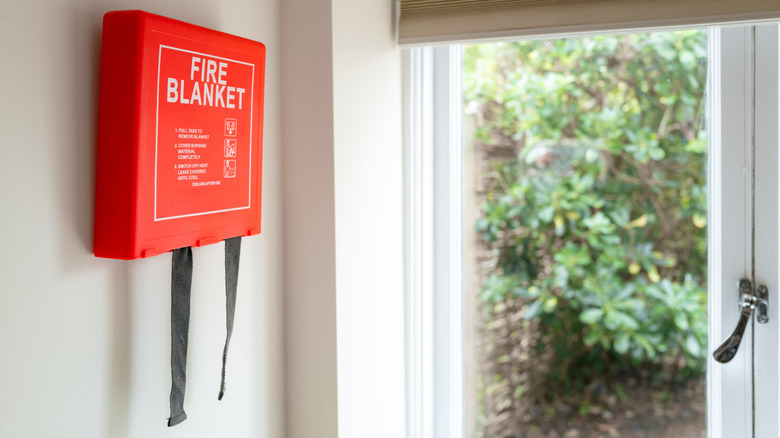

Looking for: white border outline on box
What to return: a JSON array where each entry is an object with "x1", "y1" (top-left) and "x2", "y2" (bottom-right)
[{"x1": 154, "y1": 44, "x2": 255, "y2": 221}]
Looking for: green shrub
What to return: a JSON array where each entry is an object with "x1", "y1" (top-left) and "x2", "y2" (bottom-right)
[{"x1": 469, "y1": 31, "x2": 709, "y2": 396}]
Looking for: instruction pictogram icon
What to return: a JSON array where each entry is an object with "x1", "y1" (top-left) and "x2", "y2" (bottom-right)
[{"x1": 225, "y1": 118, "x2": 237, "y2": 137}]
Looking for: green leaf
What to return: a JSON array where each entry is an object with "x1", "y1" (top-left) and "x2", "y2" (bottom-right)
[
  {"x1": 605, "y1": 310, "x2": 640, "y2": 331},
  {"x1": 649, "y1": 146, "x2": 666, "y2": 161},
  {"x1": 633, "y1": 334, "x2": 657, "y2": 359},
  {"x1": 614, "y1": 333, "x2": 631, "y2": 354},
  {"x1": 686, "y1": 333, "x2": 702, "y2": 358},
  {"x1": 523, "y1": 300, "x2": 543, "y2": 319},
  {"x1": 584, "y1": 329, "x2": 602, "y2": 347},
  {"x1": 674, "y1": 312, "x2": 689, "y2": 331},
  {"x1": 538, "y1": 205, "x2": 555, "y2": 223},
  {"x1": 579, "y1": 308, "x2": 604, "y2": 324}
]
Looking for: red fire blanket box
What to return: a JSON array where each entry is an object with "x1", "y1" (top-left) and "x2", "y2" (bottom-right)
[
  {"x1": 94, "y1": 10, "x2": 265, "y2": 427},
  {"x1": 94, "y1": 10, "x2": 265, "y2": 260}
]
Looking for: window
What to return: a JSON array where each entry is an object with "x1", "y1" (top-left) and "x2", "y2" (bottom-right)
[{"x1": 405, "y1": 24, "x2": 780, "y2": 438}]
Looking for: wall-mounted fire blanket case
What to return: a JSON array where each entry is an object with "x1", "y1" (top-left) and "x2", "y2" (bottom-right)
[{"x1": 94, "y1": 10, "x2": 265, "y2": 426}]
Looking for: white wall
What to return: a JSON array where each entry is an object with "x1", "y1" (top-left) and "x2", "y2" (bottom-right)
[
  {"x1": 1, "y1": 0, "x2": 404, "y2": 437},
  {"x1": 280, "y1": 0, "x2": 338, "y2": 437},
  {"x1": 281, "y1": 0, "x2": 405, "y2": 437},
  {"x1": 0, "y1": 1, "x2": 283, "y2": 437},
  {"x1": 332, "y1": 1, "x2": 406, "y2": 437}
]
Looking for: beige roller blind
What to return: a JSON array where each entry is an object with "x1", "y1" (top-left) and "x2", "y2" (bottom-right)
[{"x1": 398, "y1": 0, "x2": 780, "y2": 44}]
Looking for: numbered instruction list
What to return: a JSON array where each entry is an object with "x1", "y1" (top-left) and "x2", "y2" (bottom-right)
[{"x1": 173, "y1": 127, "x2": 221, "y2": 187}]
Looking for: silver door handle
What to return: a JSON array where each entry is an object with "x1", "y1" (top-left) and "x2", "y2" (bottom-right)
[{"x1": 712, "y1": 279, "x2": 769, "y2": 364}]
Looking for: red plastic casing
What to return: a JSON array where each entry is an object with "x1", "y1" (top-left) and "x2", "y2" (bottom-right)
[{"x1": 94, "y1": 10, "x2": 265, "y2": 259}]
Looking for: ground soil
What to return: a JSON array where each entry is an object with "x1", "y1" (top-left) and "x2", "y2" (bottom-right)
[{"x1": 520, "y1": 377, "x2": 706, "y2": 438}]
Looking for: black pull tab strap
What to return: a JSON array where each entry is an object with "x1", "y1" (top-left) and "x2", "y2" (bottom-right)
[
  {"x1": 168, "y1": 246, "x2": 193, "y2": 427},
  {"x1": 219, "y1": 236, "x2": 242, "y2": 400}
]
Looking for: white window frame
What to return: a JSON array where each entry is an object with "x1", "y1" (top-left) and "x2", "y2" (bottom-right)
[{"x1": 404, "y1": 44, "x2": 464, "y2": 438}]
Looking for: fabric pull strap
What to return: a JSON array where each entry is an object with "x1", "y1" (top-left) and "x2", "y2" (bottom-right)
[
  {"x1": 219, "y1": 236, "x2": 242, "y2": 400},
  {"x1": 168, "y1": 246, "x2": 193, "y2": 427}
]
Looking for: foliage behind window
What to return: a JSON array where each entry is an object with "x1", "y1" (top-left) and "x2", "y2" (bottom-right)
[{"x1": 467, "y1": 31, "x2": 709, "y2": 403}]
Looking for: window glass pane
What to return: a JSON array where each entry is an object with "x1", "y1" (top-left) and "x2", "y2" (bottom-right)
[{"x1": 463, "y1": 30, "x2": 708, "y2": 438}]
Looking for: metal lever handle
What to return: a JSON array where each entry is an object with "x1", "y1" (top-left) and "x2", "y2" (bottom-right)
[{"x1": 713, "y1": 295, "x2": 755, "y2": 363}]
